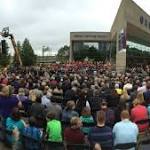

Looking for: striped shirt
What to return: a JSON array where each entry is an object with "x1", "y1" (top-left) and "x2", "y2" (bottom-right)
[{"x1": 88, "y1": 125, "x2": 113, "y2": 150}]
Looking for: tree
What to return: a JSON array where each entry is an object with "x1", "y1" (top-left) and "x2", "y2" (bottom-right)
[
  {"x1": 127, "y1": 47, "x2": 150, "y2": 65},
  {"x1": 57, "y1": 45, "x2": 69, "y2": 62},
  {"x1": 0, "y1": 40, "x2": 10, "y2": 67},
  {"x1": 21, "y1": 38, "x2": 36, "y2": 66},
  {"x1": 73, "y1": 45, "x2": 106, "y2": 61}
]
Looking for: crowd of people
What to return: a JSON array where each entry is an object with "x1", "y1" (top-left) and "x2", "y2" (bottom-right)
[{"x1": 0, "y1": 61, "x2": 150, "y2": 150}]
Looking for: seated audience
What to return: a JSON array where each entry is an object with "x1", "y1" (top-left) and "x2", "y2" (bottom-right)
[
  {"x1": 99, "y1": 100, "x2": 115, "y2": 127},
  {"x1": 80, "y1": 106, "x2": 94, "y2": 134},
  {"x1": 64, "y1": 117, "x2": 85, "y2": 144},
  {"x1": 46, "y1": 112, "x2": 62, "y2": 142},
  {"x1": 131, "y1": 99, "x2": 149, "y2": 132},
  {"x1": 62, "y1": 100, "x2": 79, "y2": 123},
  {"x1": 113, "y1": 110, "x2": 139, "y2": 147},
  {"x1": 88, "y1": 110, "x2": 113, "y2": 150}
]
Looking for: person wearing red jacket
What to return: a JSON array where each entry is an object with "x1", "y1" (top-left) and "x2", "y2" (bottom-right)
[{"x1": 131, "y1": 99, "x2": 149, "y2": 132}]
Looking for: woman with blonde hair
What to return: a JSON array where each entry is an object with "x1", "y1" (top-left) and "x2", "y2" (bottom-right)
[
  {"x1": 120, "y1": 88, "x2": 131, "y2": 110},
  {"x1": 120, "y1": 88, "x2": 130, "y2": 102},
  {"x1": 136, "y1": 92, "x2": 145, "y2": 105}
]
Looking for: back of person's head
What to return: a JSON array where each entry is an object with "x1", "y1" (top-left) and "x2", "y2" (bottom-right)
[
  {"x1": 70, "y1": 116, "x2": 82, "y2": 129},
  {"x1": 136, "y1": 92, "x2": 144, "y2": 101},
  {"x1": 1, "y1": 85, "x2": 12, "y2": 96},
  {"x1": 133, "y1": 98, "x2": 141, "y2": 107},
  {"x1": 94, "y1": 89, "x2": 100, "y2": 97},
  {"x1": 121, "y1": 110, "x2": 130, "y2": 120},
  {"x1": 66, "y1": 100, "x2": 75, "y2": 110},
  {"x1": 34, "y1": 89, "x2": 43, "y2": 103},
  {"x1": 18, "y1": 88, "x2": 25, "y2": 96},
  {"x1": 146, "y1": 79, "x2": 150, "y2": 90},
  {"x1": 81, "y1": 107, "x2": 91, "y2": 116},
  {"x1": 72, "y1": 86, "x2": 78, "y2": 92},
  {"x1": 46, "y1": 112, "x2": 56, "y2": 121},
  {"x1": 29, "y1": 116, "x2": 37, "y2": 127},
  {"x1": 100, "y1": 99, "x2": 108, "y2": 110},
  {"x1": 97, "y1": 110, "x2": 106, "y2": 124},
  {"x1": 11, "y1": 108, "x2": 21, "y2": 121}
]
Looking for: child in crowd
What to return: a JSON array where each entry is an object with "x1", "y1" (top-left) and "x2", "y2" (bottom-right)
[
  {"x1": 80, "y1": 107, "x2": 94, "y2": 134},
  {"x1": 64, "y1": 117, "x2": 85, "y2": 144},
  {"x1": 46, "y1": 112, "x2": 62, "y2": 142}
]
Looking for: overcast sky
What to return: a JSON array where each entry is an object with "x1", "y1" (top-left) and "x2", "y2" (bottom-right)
[{"x1": 0, "y1": 0, "x2": 150, "y2": 55}]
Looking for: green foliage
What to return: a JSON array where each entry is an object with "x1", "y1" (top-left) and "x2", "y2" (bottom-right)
[
  {"x1": 57, "y1": 45, "x2": 69, "y2": 62},
  {"x1": 74, "y1": 45, "x2": 107, "y2": 61},
  {"x1": 57, "y1": 45, "x2": 69, "y2": 57},
  {"x1": 127, "y1": 47, "x2": 150, "y2": 65},
  {"x1": 21, "y1": 38, "x2": 36, "y2": 66},
  {"x1": 0, "y1": 54, "x2": 10, "y2": 67},
  {"x1": 0, "y1": 41, "x2": 10, "y2": 67}
]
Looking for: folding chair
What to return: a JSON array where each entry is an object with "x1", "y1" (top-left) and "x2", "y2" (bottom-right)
[
  {"x1": 114, "y1": 142, "x2": 137, "y2": 149},
  {"x1": 66, "y1": 143, "x2": 90, "y2": 150},
  {"x1": 44, "y1": 141, "x2": 64, "y2": 150}
]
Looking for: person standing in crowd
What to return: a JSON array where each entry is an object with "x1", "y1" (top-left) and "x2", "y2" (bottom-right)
[
  {"x1": 99, "y1": 100, "x2": 115, "y2": 127},
  {"x1": 23, "y1": 116, "x2": 43, "y2": 150},
  {"x1": 45, "y1": 98, "x2": 62, "y2": 120},
  {"x1": 16, "y1": 88, "x2": 30, "y2": 113},
  {"x1": 41, "y1": 89, "x2": 52, "y2": 107},
  {"x1": 29, "y1": 89, "x2": 45, "y2": 127},
  {"x1": 136, "y1": 92, "x2": 145, "y2": 105},
  {"x1": 88, "y1": 110, "x2": 113, "y2": 150},
  {"x1": 64, "y1": 117, "x2": 85, "y2": 144},
  {"x1": 51, "y1": 84, "x2": 63, "y2": 103},
  {"x1": 0, "y1": 85, "x2": 21, "y2": 125},
  {"x1": 6, "y1": 108, "x2": 26, "y2": 149},
  {"x1": 131, "y1": 99, "x2": 149, "y2": 132},
  {"x1": 46, "y1": 112, "x2": 62, "y2": 142},
  {"x1": 143, "y1": 79, "x2": 150, "y2": 105},
  {"x1": 80, "y1": 106, "x2": 94, "y2": 134},
  {"x1": 62, "y1": 100, "x2": 79, "y2": 123},
  {"x1": 64, "y1": 86, "x2": 78, "y2": 105},
  {"x1": 113, "y1": 110, "x2": 139, "y2": 147}
]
